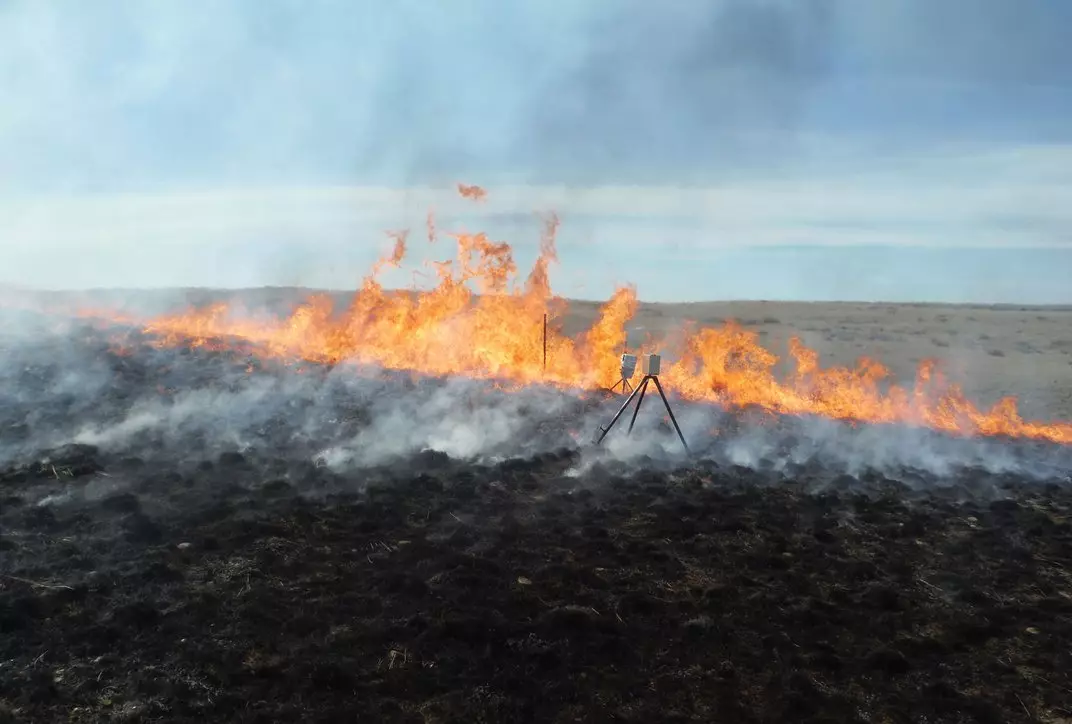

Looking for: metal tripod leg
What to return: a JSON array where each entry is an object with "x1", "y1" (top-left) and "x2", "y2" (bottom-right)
[
  {"x1": 651, "y1": 376, "x2": 690, "y2": 452},
  {"x1": 626, "y1": 376, "x2": 650, "y2": 434},
  {"x1": 595, "y1": 379, "x2": 645, "y2": 445}
]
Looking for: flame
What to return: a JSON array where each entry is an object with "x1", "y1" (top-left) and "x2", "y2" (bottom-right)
[
  {"x1": 457, "y1": 183, "x2": 487, "y2": 202},
  {"x1": 64, "y1": 185, "x2": 1072, "y2": 445}
]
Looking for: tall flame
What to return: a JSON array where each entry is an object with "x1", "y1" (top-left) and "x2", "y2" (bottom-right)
[{"x1": 74, "y1": 184, "x2": 1072, "y2": 445}]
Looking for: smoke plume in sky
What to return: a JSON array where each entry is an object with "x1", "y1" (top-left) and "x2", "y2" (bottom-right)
[{"x1": 1, "y1": 0, "x2": 1070, "y2": 302}]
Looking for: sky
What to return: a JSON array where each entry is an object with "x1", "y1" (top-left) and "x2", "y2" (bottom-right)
[{"x1": 1, "y1": 0, "x2": 1071, "y2": 303}]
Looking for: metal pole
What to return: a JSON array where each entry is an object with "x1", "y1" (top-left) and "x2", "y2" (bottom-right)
[
  {"x1": 651, "y1": 376, "x2": 690, "y2": 452},
  {"x1": 595, "y1": 381, "x2": 646, "y2": 445},
  {"x1": 626, "y1": 376, "x2": 650, "y2": 434}
]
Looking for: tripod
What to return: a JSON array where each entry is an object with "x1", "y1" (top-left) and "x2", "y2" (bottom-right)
[
  {"x1": 595, "y1": 374, "x2": 689, "y2": 452},
  {"x1": 610, "y1": 377, "x2": 633, "y2": 394}
]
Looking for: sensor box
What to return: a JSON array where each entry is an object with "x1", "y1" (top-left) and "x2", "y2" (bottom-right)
[
  {"x1": 620, "y1": 353, "x2": 637, "y2": 379},
  {"x1": 641, "y1": 353, "x2": 661, "y2": 376}
]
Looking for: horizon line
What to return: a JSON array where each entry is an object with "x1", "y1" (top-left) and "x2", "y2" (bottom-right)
[{"x1": 8, "y1": 285, "x2": 1072, "y2": 312}]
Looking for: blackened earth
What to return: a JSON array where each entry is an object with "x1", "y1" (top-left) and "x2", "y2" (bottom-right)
[{"x1": 1, "y1": 321, "x2": 1072, "y2": 723}]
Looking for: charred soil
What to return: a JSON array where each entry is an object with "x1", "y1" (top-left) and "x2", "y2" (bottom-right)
[
  {"x1": 1, "y1": 326, "x2": 1072, "y2": 722},
  {"x1": 3, "y1": 445, "x2": 1072, "y2": 723}
]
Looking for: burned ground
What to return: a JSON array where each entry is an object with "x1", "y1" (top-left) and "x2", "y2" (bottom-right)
[{"x1": 2, "y1": 319, "x2": 1072, "y2": 723}]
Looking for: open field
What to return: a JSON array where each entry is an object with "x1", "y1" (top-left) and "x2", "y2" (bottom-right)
[{"x1": 2, "y1": 293, "x2": 1071, "y2": 722}]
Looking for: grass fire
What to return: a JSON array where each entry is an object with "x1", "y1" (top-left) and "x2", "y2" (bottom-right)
[
  {"x1": 70, "y1": 185, "x2": 1072, "y2": 446},
  {"x1": 3, "y1": 185, "x2": 1072, "y2": 722},
  {"x1": 4, "y1": 2, "x2": 1072, "y2": 717}
]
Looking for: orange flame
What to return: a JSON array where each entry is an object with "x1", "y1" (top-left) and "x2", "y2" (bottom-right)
[
  {"x1": 70, "y1": 185, "x2": 1072, "y2": 445},
  {"x1": 457, "y1": 183, "x2": 487, "y2": 202}
]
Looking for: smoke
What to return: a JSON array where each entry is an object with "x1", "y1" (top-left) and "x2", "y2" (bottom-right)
[
  {"x1": 356, "y1": 0, "x2": 837, "y2": 181},
  {"x1": 1, "y1": 310, "x2": 1068, "y2": 506},
  {"x1": 316, "y1": 377, "x2": 578, "y2": 467},
  {"x1": 2, "y1": 1, "x2": 1072, "y2": 301},
  {"x1": 0, "y1": 0, "x2": 836, "y2": 192},
  {"x1": 4, "y1": 0, "x2": 1070, "y2": 189},
  {"x1": 523, "y1": 1, "x2": 835, "y2": 179},
  {"x1": 571, "y1": 402, "x2": 1072, "y2": 489},
  {"x1": 0, "y1": 3, "x2": 1070, "y2": 496}
]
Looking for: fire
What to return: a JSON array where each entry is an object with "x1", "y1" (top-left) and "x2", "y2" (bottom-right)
[
  {"x1": 457, "y1": 183, "x2": 487, "y2": 202},
  {"x1": 67, "y1": 185, "x2": 1072, "y2": 445}
]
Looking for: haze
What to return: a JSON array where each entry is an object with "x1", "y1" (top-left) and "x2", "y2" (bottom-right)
[{"x1": 1, "y1": 0, "x2": 1070, "y2": 303}]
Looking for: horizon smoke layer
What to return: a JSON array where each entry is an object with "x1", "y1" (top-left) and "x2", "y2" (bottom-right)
[{"x1": 1, "y1": 0, "x2": 1072, "y2": 301}]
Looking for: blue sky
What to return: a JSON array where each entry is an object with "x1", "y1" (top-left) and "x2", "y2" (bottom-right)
[{"x1": 1, "y1": 0, "x2": 1070, "y2": 303}]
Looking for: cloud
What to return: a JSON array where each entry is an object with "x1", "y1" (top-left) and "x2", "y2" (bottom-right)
[
  {"x1": 2, "y1": 0, "x2": 1070, "y2": 193},
  {"x1": 1, "y1": 1, "x2": 1069, "y2": 302},
  {"x1": 838, "y1": 2, "x2": 1072, "y2": 88},
  {"x1": 1, "y1": 142, "x2": 1070, "y2": 296}
]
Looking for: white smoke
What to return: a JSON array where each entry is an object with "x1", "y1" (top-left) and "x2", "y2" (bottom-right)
[{"x1": 0, "y1": 306, "x2": 1069, "y2": 497}]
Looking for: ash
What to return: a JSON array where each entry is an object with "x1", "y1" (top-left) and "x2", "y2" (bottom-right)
[{"x1": 2, "y1": 316, "x2": 1072, "y2": 723}]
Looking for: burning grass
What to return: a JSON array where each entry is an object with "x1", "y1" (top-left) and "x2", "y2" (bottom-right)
[
  {"x1": 0, "y1": 319, "x2": 1070, "y2": 721},
  {"x1": 10, "y1": 184, "x2": 1072, "y2": 445}
]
